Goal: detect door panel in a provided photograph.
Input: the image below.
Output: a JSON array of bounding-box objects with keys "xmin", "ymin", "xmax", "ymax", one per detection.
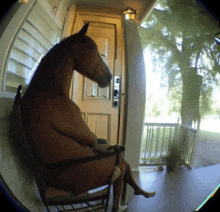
[
  {"xmin": 87, "ymin": 114, "xmax": 110, "ymax": 141},
  {"xmin": 83, "ymin": 34, "xmax": 111, "ymax": 100}
]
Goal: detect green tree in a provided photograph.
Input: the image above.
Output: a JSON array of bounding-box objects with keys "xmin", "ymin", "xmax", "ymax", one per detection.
[
  {"xmin": 139, "ymin": 0, "xmax": 220, "ymax": 126},
  {"xmin": 145, "ymin": 93, "xmax": 165, "ymax": 118}
]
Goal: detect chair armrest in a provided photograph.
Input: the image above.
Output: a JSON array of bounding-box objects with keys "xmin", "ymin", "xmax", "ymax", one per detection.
[
  {"xmin": 46, "ymin": 147, "xmax": 125, "ymax": 172},
  {"xmin": 97, "ymin": 139, "xmax": 107, "ymax": 144}
]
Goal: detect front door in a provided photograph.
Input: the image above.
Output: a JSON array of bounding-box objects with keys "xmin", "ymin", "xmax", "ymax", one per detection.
[{"xmin": 72, "ymin": 14, "xmax": 121, "ymax": 145}]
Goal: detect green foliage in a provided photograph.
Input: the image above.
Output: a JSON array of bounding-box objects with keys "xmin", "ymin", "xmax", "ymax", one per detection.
[
  {"xmin": 138, "ymin": 0, "xmax": 220, "ymax": 121},
  {"xmin": 168, "ymin": 85, "xmax": 182, "ymax": 115},
  {"xmin": 145, "ymin": 94, "xmax": 165, "ymax": 118}
]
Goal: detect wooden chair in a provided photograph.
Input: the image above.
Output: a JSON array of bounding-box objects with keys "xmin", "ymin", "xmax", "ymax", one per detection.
[{"xmin": 11, "ymin": 85, "xmax": 125, "ymax": 212}]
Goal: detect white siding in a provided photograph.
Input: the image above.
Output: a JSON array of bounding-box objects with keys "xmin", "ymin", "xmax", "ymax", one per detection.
[
  {"xmin": 4, "ymin": 2, "xmax": 61, "ymax": 94},
  {"xmin": 0, "ymin": 1, "xmax": 69, "ymax": 212}
]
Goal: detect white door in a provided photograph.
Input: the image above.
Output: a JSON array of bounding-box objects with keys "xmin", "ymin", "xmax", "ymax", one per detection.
[{"xmin": 72, "ymin": 15, "xmax": 120, "ymax": 145}]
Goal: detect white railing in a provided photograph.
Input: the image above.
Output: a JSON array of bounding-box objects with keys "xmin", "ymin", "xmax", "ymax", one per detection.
[
  {"xmin": 140, "ymin": 123, "xmax": 179, "ymax": 166},
  {"xmin": 140, "ymin": 122, "xmax": 199, "ymax": 167},
  {"xmin": 179, "ymin": 124, "xmax": 198, "ymax": 167}
]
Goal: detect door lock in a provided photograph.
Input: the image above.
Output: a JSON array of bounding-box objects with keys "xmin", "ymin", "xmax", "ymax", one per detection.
[{"xmin": 113, "ymin": 76, "xmax": 120, "ymax": 108}]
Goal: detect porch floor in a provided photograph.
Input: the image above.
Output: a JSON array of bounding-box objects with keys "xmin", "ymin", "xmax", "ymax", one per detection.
[{"xmin": 126, "ymin": 163, "xmax": 220, "ymax": 212}]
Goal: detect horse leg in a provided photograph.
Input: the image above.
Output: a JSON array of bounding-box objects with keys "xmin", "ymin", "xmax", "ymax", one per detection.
[
  {"xmin": 112, "ymin": 159, "xmax": 156, "ymax": 212},
  {"xmin": 112, "ymin": 160, "xmax": 126, "ymax": 212},
  {"xmin": 123, "ymin": 161, "xmax": 156, "ymax": 198}
]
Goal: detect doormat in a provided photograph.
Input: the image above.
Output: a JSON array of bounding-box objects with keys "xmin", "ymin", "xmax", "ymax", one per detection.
[{"xmin": 139, "ymin": 166, "xmax": 165, "ymax": 173}]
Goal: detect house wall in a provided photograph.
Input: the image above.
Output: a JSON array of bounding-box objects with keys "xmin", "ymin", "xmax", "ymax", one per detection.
[
  {"xmin": 0, "ymin": 0, "xmax": 71, "ymax": 211},
  {"xmin": 124, "ymin": 20, "xmax": 146, "ymax": 170}
]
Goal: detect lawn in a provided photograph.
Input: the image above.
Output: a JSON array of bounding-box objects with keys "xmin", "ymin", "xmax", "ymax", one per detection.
[{"xmin": 198, "ymin": 130, "xmax": 220, "ymax": 143}]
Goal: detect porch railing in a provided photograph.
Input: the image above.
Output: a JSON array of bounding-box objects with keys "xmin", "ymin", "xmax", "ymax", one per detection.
[
  {"xmin": 179, "ymin": 125, "xmax": 198, "ymax": 167},
  {"xmin": 140, "ymin": 123, "xmax": 179, "ymax": 166},
  {"xmin": 140, "ymin": 122, "xmax": 198, "ymax": 167}
]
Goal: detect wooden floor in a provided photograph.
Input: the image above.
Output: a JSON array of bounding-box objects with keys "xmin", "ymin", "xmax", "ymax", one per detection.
[
  {"xmin": 124, "ymin": 164, "xmax": 220, "ymax": 212},
  {"xmin": 1, "ymin": 164, "xmax": 220, "ymax": 212}
]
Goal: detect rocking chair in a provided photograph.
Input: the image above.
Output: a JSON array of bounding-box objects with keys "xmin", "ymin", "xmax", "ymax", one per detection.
[{"xmin": 11, "ymin": 85, "xmax": 125, "ymax": 212}]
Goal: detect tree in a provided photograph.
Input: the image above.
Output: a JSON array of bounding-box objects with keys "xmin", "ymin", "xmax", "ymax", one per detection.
[
  {"xmin": 145, "ymin": 93, "xmax": 166, "ymax": 118},
  {"xmin": 139, "ymin": 0, "xmax": 220, "ymax": 126}
]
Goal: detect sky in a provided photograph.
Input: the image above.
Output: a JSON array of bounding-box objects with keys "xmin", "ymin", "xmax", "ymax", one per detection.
[
  {"xmin": 144, "ymin": 49, "xmax": 167, "ymax": 97},
  {"xmin": 144, "ymin": 49, "xmax": 165, "ymax": 97}
]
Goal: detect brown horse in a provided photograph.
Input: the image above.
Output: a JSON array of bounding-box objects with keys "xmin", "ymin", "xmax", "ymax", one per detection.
[{"xmin": 20, "ymin": 23, "xmax": 155, "ymax": 212}]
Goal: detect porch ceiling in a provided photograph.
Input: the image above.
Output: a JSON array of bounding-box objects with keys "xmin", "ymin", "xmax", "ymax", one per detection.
[{"xmin": 73, "ymin": 0, "xmax": 159, "ymax": 23}]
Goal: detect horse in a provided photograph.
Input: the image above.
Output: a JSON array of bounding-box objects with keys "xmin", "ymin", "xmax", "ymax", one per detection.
[{"xmin": 19, "ymin": 23, "xmax": 155, "ymax": 212}]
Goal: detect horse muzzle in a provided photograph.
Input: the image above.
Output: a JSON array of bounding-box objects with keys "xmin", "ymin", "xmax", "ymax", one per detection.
[{"xmin": 98, "ymin": 73, "xmax": 112, "ymax": 88}]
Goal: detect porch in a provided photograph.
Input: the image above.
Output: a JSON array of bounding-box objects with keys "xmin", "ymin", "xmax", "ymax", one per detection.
[
  {"xmin": 122, "ymin": 122, "xmax": 220, "ymax": 211},
  {"xmin": 139, "ymin": 122, "xmax": 197, "ymax": 168},
  {"xmin": 140, "ymin": 122, "xmax": 220, "ymax": 168},
  {"xmin": 126, "ymin": 163, "xmax": 220, "ymax": 212}
]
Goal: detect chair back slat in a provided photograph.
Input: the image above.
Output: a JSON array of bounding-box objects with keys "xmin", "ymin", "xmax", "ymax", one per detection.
[{"xmin": 12, "ymin": 85, "xmax": 50, "ymax": 202}]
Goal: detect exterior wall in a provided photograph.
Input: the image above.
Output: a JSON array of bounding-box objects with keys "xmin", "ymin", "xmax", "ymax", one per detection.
[
  {"xmin": 0, "ymin": 1, "xmax": 71, "ymax": 211},
  {"xmin": 0, "ymin": 98, "xmax": 46, "ymax": 212},
  {"xmin": 124, "ymin": 20, "xmax": 146, "ymax": 170}
]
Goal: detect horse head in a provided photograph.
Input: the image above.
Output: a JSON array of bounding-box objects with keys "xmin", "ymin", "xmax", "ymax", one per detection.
[{"xmin": 66, "ymin": 23, "xmax": 112, "ymax": 88}]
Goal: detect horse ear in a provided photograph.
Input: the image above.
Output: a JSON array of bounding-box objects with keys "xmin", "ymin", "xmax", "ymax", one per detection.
[{"xmin": 78, "ymin": 23, "xmax": 89, "ymax": 36}]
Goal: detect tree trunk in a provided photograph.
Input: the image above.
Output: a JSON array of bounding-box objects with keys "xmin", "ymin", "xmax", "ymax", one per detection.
[
  {"xmin": 181, "ymin": 70, "xmax": 202, "ymax": 126},
  {"xmin": 178, "ymin": 70, "xmax": 202, "ymax": 163}
]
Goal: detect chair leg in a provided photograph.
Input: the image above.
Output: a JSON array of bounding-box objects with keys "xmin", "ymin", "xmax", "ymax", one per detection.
[{"xmin": 45, "ymin": 206, "xmax": 50, "ymax": 212}]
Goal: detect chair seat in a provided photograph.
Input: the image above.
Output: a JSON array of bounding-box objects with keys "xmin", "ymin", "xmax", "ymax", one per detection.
[
  {"xmin": 45, "ymin": 186, "xmax": 109, "ymax": 205},
  {"xmin": 43, "ymin": 165, "xmax": 121, "ymax": 206}
]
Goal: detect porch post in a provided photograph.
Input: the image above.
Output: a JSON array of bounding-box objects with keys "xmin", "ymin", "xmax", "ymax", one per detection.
[{"xmin": 124, "ymin": 20, "xmax": 146, "ymax": 170}]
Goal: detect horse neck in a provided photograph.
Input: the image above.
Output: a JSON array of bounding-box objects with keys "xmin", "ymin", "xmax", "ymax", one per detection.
[{"xmin": 24, "ymin": 44, "xmax": 74, "ymax": 100}]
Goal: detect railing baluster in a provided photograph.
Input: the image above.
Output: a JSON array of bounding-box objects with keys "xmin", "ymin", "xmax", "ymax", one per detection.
[
  {"xmin": 159, "ymin": 126, "xmax": 165, "ymax": 162},
  {"xmin": 148, "ymin": 126, "xmax": 153, "ymax": 163},
  {"xmin": 146, "ymin": 126, "xmax": 150, "ymax": 164},
  {"xmin": 169, "ymin": 126, "xmax": 172, "ymax": 147},
  {"xmin": 143, "ymin": 125, "xmax": 149, "ymax": 164},
  {"xmin": 147, "ymin": 126, "xmax": 151, "ymax": 163},
  {"xmin": 188, "ymin": 128, "xmax": 197, "ymax": 164},
  {"xmin": 187, "ymin": 128, "xmax": 191, "ymax": 163},
  {"xmin": 154, "ymin": 127, "xmax": 159, "ymax": 163},
  {"xmin": 140, "ymin": 122, "xmax": 181, "ymax": 166}
]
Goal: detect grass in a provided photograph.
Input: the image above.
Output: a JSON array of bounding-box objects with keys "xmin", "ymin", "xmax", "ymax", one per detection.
[
  {"xmin": 199, "ymin": 130, "xmax": 220, "ymax": 143},
  {"xmin": 140, "ymin": 156, "xmax": 164, "ymax": 163}
]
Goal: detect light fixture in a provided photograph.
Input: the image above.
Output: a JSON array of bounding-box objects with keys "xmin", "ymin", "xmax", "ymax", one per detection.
[
  {"xmin": 19, "ymin": 0, "xmax": 29, "ymax": 3},
  {"xmin": 124, "ymin": 7, "xmax": 137, "ymax": 21}
]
